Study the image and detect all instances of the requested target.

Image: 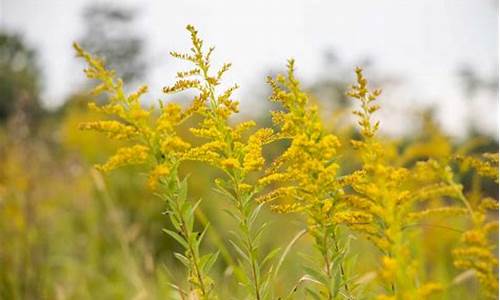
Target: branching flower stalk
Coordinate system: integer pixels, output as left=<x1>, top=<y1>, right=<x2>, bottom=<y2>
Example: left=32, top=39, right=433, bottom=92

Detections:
left=259, top=60, right=353, bottom=299
left=452, top=153, right=499, bottom=299
left=163, top=25, right=279, bottom=300
left=343, top=67, right=481, bottom=299
left=344, top=68, right=422, bottom=298
left=74, top=43, right=217, bottom=299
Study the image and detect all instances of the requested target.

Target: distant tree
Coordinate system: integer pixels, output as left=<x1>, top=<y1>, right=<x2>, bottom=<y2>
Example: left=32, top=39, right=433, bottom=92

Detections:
left=458, top=65, right=498, bottom=98
left=458, top=65, right=498, bottom=139
left=0, top=32, right=42, bottom=125
left=79, top=3, right=146, bottom=84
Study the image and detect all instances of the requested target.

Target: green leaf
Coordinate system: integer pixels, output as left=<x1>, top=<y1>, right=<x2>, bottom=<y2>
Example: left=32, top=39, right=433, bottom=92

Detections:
left=253, top=221, right=269, bottom=245
left=178, top=178, right=188, bottom=201
left=163, top=228, right=188, bottom=249
left=174, top=252, right=191, bottom=267
left=303, top=266, right=328, bottom=286
left=195, top=224, right=210, bottom=249
left=167, top=212, right=182, bottom=232
left=201, top=251, right=219, bottom=274
left=305, top=287, right=322, bottom=300
left=228, top=239, right=250, bottom=263
left=332, top=268, right=341, bottom=298
left=248, top=203, right=264, bottom=228
left=272, top=229, right=307, bottom=282
left=223, top=208, right=241, bottom=223
left=261, top=247, right=281, bottom=269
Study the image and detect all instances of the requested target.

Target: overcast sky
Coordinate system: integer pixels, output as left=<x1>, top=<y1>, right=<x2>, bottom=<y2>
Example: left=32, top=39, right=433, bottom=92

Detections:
left=1, top=0, right=498, bottom=138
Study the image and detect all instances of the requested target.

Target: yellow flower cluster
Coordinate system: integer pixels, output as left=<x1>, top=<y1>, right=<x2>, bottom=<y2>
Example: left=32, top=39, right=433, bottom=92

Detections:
left=407, top=206, right=468, bottom=221
left=453, top=197, right=499, bottom=299
left=147, top=164, right=171, bottom=190
left=161, top=24, right=276, bottom=190
left=74, top=42, right=198, bottom=190
left=343, top=68, right=472, bottom=297
left=456, top=152, right=499, bottom=183
left=375, top=281, right=443, bottom=300
left=76, top=28, right=224, bottom=298
left=159, top=25, right=282, bottom=299
left=79, top=120, right=138, bottom=140
left=346, top=67, right=382, bottom=138
left=379, top=256, right=397, bottom=283
left=243, top=128, right=274, bottom=172
left=259, top=60, right=355, bottom=298
left=96, top=145, right=149, bottom=173
left=259, top=59, right=342, bottom=218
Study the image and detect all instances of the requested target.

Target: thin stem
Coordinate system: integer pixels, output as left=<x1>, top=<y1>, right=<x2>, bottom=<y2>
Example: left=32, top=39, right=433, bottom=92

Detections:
left=235, top=184, right=262, bottom=300
left=195, top=209, right=239, bottom=271
left=321, top=225, right=333, bottom=300
left=331, top=230, right=352, bottom=299
left=171, top=179, right=208, bottom=298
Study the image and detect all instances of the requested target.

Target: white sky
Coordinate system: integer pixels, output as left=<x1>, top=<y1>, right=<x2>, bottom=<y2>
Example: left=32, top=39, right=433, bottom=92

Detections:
left=0, top=0, right=498, bottom=138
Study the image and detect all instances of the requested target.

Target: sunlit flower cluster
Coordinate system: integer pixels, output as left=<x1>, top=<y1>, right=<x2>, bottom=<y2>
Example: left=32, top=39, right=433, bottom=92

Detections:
left=74, top=26, right=499, bottom=300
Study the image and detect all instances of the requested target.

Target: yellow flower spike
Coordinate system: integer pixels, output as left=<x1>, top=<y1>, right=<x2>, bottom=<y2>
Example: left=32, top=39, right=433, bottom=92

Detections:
left=176, top=68, right=201, bottom=79
left=147, top=164, right=171, bottom=190
left=243, top=128, right=274, bottom=172
left=163, top=79, right=201, bottom=94
left=127, top=85, right=148, bottom=103
left=88, top=102, right=126, bottom=117
left=456, top=153, right=499, bottom=183
left=332, top=211, right=372, bottom=225
left=263, top=60, right=360, bottom=298
left=347, top=67, right=381, bottom=139
left=407, top=206, right=468, bottom=221
left=257, top=173, right=287, bottom=187
left=479, top=197, right=500, bottom=212
left=416, top=282, right=443, bottom=298
left=182, top=143, right=222, bottom=166
left=220, top=158, right=240, bottom=169
left=232, top=120, right=257, bottom=140
left=161, top=136, right=191, bottom=154
left=270, top=203, right=303, bottom=214
left=96, top=145, right=149, bottom=173
left=379, top=256, right=397, bottom=283
left=237, top=183, right=253, bottom=193
left=452, top=192, right=499, bottom=298
left=129, top=104, right=150, bottom=123
left=79, top=120, right=138, bottom=140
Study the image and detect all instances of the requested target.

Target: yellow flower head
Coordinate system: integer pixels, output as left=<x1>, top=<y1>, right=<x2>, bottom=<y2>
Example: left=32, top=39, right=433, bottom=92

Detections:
left=96, top=145, right=149, bottom=173
left=147, top=164, right=171, bottom=190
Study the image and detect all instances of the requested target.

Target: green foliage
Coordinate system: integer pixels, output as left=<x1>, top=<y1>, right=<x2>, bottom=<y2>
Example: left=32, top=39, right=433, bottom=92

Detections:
left=0, top=32, right=42, bottom=125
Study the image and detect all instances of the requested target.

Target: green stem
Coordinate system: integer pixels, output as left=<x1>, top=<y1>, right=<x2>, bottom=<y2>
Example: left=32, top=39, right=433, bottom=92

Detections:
left=321, top=225, right=333, bottom=300
left=235, top=185, right=262, bottom=300
left=331, top=230, right=352, bottom=299
left=171, top=179, right=208, bottom=298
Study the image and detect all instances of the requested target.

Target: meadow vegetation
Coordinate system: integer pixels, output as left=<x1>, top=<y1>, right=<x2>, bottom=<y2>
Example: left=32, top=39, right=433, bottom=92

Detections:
left=0, top=25, right=498, bottom=300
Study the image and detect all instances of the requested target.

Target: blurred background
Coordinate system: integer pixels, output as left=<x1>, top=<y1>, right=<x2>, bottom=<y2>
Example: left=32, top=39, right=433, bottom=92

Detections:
left=0, top=0, right=498, bottom=299
left=1, top=0, right=498, bottom=137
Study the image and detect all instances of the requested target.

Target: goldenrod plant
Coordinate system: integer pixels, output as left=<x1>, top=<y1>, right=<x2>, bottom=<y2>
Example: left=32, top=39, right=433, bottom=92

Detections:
left=342, top=68, right=468, bottom=299
left=260, top=60, right=354, bottom=299
left=452, top=153, right=499, bottom=299
left=74, top=41, right=218, bottom=299
left=66, top=25, right=499, bottom=300
left=161, top=25, right=284, bottom=300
